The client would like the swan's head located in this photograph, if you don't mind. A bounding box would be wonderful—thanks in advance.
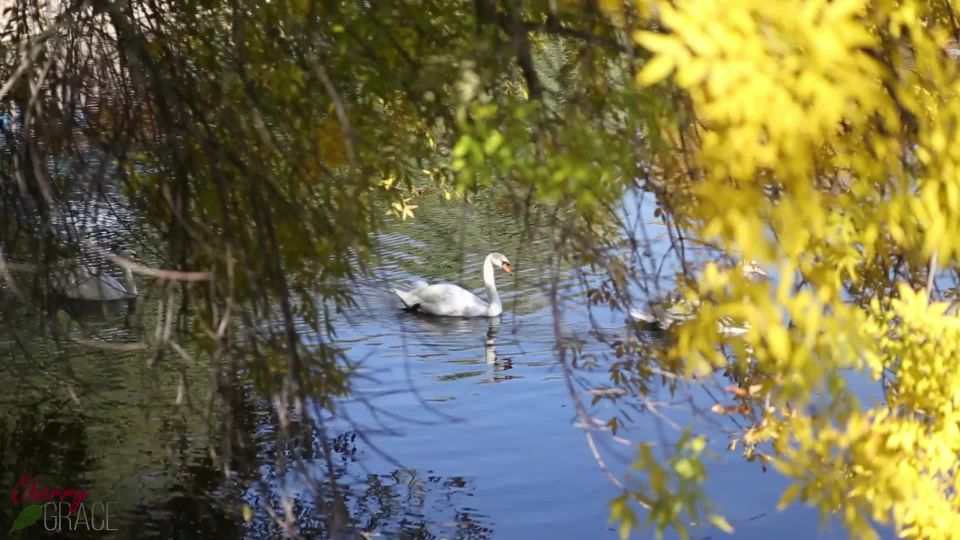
[119,248,144,264]
[490,252,512,274]
[741,260,768,279]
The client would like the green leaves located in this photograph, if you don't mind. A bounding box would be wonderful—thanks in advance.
[616,433,720,539]
[10,505,42,533]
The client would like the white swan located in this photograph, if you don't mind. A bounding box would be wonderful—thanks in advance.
[53,248,143,301]
[629,260,767,334]
[393,252,512,317]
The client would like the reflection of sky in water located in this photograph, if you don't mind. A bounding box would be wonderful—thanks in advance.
[280,190,897,539]
[0,169,900,539]
[54,165,134,240]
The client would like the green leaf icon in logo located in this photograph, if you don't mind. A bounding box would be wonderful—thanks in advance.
[10,504,42,533]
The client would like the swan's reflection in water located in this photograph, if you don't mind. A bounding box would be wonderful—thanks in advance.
[484,318,514,383]
[57,296,137,319]
[399,314,515,382]
[52,297,142,342]
[39,297,144,355]
[485,317,499,364]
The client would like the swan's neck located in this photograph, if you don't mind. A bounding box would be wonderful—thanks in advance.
[124,267,138,296]
[483,255,502,316]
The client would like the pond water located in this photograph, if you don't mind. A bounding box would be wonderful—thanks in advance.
[0,181,896,539]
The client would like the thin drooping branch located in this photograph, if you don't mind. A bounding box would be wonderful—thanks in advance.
[926,252,938,301]
[501,1,543,101]
[306,52,357,164]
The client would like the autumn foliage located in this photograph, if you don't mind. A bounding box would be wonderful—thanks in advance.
[6,0,960,538]
[606,0,960,538]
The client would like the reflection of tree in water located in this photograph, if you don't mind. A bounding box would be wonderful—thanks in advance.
[120,381,262,539]
[0,1,673,537]
[123,454,245,540]
[0,312,493,540]
[346,471,492,540]
[244,430,494,540]
[117,392,493,539]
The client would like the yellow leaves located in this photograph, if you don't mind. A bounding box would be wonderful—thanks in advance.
[634,0,887,184]
[608,494,638,540]
[777,484,801,511]
[675,59,709,87]
[380,175,397,190]
[765,326,791,364]
[380,167,458,220]
[892,283,929,322]
[865,284,960,460]
[823,0,866,22]
[883,424,919,453]
[634,31,685,58]
[634,30,689,86]
[708,515,733,534]
[909,172,960,262]
[379,172,420,220]
[700,261,727,290]
[387,197,418,221]
[621,1,960,537]
[636,54,676,87]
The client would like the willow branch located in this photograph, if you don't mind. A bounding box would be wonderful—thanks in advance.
[927,252,938,301]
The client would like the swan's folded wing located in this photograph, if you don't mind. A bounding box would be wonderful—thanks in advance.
[411,283,487,316]
[54,268,132,300]
[392,281,435,308]
[413,283,479,304]
[393,288,421,308]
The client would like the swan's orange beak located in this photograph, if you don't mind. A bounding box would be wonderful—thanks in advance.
[502,262,512,274]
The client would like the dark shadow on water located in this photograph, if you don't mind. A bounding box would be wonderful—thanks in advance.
[56,297,137,326]
[0,363,495,539]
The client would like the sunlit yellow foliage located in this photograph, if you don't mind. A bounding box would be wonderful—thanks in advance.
[387,197,418,221]
[620,0,960,538]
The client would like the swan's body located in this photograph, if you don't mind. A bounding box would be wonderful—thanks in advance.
[629,260,767,336]
[394,253,511,317]
[52,248,142,301]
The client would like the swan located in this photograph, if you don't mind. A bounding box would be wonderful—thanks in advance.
[53,248,143,301]
[393,252,512,317]
[629,260,768,334]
